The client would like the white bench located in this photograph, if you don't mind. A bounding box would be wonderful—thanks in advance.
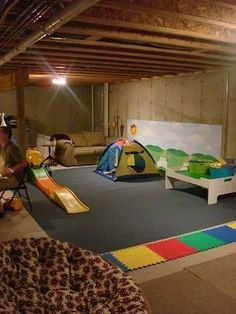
[165,167,236,204]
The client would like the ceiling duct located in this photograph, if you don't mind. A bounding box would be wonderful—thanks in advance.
[0,0,100,66]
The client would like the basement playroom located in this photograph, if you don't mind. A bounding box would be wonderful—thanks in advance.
[0,1,236,313]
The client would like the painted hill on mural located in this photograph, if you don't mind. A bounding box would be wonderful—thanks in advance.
[146,145,218,169]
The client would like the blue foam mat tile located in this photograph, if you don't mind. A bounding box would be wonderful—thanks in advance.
[205,225,236,243]
[101,253,129,272]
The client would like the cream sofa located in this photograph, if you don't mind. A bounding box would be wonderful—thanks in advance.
[54,131,107,166]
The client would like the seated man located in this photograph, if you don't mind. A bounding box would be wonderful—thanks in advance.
[0,126,28,218]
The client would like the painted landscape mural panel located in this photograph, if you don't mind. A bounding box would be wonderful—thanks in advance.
[127,119,222,169]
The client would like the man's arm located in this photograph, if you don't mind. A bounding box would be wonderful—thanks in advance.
[2,160,28,177]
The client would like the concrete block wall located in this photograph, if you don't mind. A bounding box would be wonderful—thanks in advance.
[0,70,235,159]
[0,85,92,147]
[109,70,235,160]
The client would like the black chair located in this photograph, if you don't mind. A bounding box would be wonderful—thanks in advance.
[0,169,33,212]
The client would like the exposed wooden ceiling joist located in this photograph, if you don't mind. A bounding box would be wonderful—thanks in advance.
[95,1,236,30]
[1,0,236,86]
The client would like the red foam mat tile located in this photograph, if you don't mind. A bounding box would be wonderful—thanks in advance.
[147,238,197,260]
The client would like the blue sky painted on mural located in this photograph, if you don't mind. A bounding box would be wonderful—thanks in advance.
[127,119,222,157]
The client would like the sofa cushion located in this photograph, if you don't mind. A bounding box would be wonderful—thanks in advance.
[83,131,106,146]
[73,146,106,157]
[74,147,95,156]
[69,132,88,147]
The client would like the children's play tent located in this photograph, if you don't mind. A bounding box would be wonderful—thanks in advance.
[95,138,158,181]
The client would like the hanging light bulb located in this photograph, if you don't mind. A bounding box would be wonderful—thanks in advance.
[52,77,66,85]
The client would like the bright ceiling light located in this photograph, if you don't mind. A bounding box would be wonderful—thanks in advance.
[52,77,66,85]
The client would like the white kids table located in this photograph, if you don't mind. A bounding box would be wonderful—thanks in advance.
[165,167,236,205]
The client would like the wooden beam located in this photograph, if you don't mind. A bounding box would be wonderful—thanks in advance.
[216,1,236,10]
[72,15,236,44]
[42,36,236,57]
[15,61,183,74]
[0,69,29,91]
[59,25,236,51]
[32,43,236,65]
[10,59,193,74]
[22,50,219,68]
[95,1,236,30]
[14,68,29,86]
[12,55,213,73]
[0,74,15,91]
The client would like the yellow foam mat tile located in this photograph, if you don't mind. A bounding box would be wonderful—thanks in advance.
[227,221,236,230]
[112,245,165,270]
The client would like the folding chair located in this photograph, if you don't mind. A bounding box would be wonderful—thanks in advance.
[0,169,33,212]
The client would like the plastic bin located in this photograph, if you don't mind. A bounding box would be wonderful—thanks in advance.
[209,166,234,178]
[188,160,210,175]
[26,148,43,167]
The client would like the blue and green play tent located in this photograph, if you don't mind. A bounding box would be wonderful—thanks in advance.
[95,138,159,181]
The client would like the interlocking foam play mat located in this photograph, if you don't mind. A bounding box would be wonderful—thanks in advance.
[101,222,236,272]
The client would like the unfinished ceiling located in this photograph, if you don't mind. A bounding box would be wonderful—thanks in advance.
[1,0,236,86]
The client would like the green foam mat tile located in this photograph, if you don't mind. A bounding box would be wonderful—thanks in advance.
[178,231,225,251]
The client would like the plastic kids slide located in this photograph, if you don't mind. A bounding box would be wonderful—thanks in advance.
[28,166,89,214]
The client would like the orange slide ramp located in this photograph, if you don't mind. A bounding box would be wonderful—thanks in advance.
[29,167,89,214]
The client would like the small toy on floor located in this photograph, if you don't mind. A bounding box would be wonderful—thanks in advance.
[3,197,24,212]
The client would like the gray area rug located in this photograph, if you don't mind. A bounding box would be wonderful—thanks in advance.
[27,166,236,253]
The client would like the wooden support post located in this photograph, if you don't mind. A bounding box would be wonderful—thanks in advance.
[15,69,29,155]
[16,86,26,155]
[91,85,94,132]
[104,83,109,137]
[221,71,229,158]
